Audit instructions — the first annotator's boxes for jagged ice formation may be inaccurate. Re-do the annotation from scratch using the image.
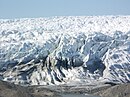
[0,16,130,85]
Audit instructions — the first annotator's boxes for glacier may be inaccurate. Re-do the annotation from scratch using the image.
[0,16,130,85]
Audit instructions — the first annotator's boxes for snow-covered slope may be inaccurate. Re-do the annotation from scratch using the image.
[0,16,130,85]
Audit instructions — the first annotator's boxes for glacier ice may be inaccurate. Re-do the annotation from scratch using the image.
[0,16,130,85]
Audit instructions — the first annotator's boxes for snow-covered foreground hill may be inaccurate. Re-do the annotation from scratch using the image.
[0,16,130,85]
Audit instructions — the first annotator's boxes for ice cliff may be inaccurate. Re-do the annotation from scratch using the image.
[0,16,130,85]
